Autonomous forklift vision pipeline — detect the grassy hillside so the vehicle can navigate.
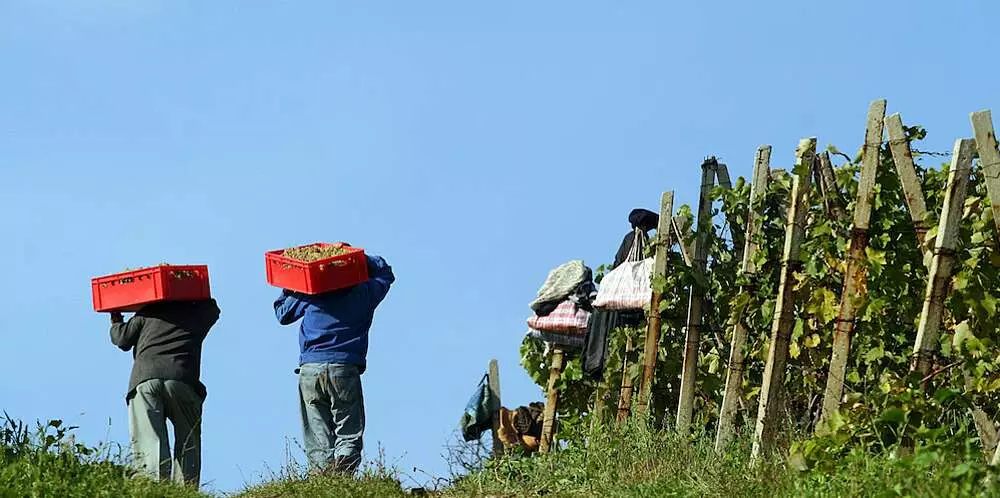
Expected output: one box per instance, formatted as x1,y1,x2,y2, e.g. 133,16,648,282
0,415,205,498
7,414,1000,497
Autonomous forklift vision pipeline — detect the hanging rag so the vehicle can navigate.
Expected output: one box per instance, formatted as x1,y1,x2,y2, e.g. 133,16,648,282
459,373,500,442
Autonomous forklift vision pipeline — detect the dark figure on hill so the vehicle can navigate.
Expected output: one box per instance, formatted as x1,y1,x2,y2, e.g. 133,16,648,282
109,299,220,489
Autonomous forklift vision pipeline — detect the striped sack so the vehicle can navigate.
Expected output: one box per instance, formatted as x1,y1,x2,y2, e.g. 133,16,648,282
526,300,591,333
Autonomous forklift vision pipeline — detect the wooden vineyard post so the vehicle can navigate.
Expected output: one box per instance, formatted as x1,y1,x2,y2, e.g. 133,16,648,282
616,333,635,422
910,139,976,377
886,113,931,247
715,145,771,452
751,138,816,460
818,99,886,431
540,347,565,453
488,359,503,457
971,111,1000,234
676,158,718,435
815,152,847,222
672,215,696,268
715,163,745,259
637,191,676,417
968,111,1000,453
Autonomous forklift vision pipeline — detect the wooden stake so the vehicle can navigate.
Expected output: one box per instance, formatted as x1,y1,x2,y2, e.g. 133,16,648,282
673,215,695,268
969,111,1000,456
971,111,1000,233
638,191,676,415
818,99,886,431
676,158,717,435
715,145,771,452
910,139,976,377
487,359,503,456
816,152,847,222
540,347,565,453
886,113,931,248
751,138,816,460
715,163,745,262
617,333,635,422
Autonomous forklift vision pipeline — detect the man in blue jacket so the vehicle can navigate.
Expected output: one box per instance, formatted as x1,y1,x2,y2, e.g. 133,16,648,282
274,253,395,475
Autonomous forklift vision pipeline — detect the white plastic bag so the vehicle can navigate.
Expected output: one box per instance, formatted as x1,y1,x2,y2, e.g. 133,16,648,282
593,228,653,310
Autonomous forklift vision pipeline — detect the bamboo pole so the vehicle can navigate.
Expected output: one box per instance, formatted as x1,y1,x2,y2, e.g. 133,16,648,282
818,99,886,431
540,347,565,453
715,145,771,452
910,139,976,377
751,138,816,460
637,191,676,416
676,158,718,435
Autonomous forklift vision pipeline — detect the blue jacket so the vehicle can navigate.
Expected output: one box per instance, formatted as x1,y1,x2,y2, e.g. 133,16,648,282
274,254,395,368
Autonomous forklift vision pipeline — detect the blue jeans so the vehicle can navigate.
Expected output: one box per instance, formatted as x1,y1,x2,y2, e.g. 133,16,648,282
298,363,365,474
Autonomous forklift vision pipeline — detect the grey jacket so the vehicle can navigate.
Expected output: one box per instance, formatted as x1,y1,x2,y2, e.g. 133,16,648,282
110,299,220,402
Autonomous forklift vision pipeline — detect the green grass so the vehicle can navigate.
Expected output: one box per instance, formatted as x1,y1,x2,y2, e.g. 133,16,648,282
450,421,1000,497
236,473,407,498
0,415,206,498
6,414,1000,497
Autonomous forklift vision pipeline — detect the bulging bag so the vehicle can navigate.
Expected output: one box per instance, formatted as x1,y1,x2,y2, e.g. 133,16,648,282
594,228,653,310
527,300,591,333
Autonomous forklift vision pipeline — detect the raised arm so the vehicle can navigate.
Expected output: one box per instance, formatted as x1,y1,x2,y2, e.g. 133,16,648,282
274,290,309,325
364,254,395,308
109,312,145,352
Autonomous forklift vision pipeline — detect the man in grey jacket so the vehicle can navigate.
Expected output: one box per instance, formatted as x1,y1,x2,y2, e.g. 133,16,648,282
109,299,220,488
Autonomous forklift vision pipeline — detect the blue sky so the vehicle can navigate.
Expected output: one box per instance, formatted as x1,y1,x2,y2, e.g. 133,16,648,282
1,0,998,492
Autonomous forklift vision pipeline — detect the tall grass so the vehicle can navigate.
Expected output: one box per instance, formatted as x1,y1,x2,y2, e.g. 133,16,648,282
6,412,1000,497
0,413,206,497
450,420,1000,497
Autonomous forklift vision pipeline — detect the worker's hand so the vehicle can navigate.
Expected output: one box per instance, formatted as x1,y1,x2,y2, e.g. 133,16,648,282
110,312,124,324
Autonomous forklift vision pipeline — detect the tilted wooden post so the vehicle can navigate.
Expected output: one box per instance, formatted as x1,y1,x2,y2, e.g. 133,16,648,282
714,163,745,260
616,333,635,422
676,158,718,435
751,138,816,460
971,111,1000,234
818,99,886,431
968,112,1000,453
488,359,503,456
672,215,695,267
715,145,771,452
910,139,976,377
815,152,847,222
637,191,676,416
886,113,931,247
540,347,565,453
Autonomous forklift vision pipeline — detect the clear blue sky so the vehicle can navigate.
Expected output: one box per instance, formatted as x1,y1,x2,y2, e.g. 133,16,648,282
2,0,998,493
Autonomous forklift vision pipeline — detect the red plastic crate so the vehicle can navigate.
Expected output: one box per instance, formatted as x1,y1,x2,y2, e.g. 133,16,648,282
265,243,369,295
91,265,212,312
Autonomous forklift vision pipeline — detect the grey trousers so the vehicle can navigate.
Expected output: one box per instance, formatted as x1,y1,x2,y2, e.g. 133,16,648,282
298,363,365,474
127,379,203,488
